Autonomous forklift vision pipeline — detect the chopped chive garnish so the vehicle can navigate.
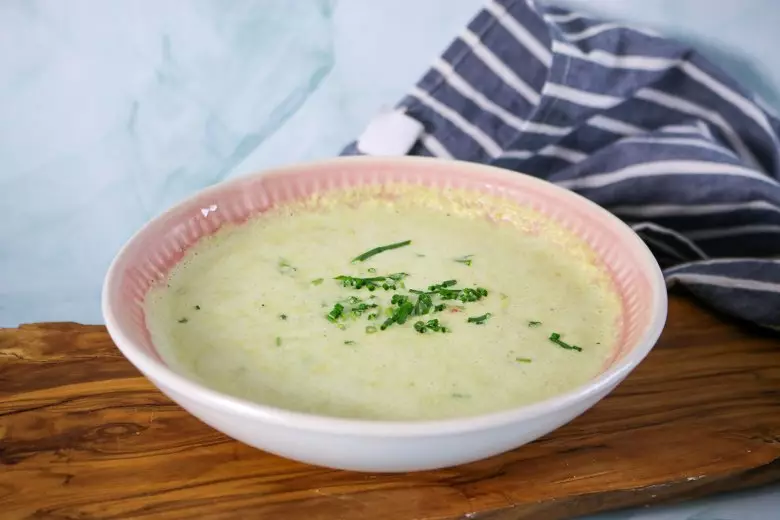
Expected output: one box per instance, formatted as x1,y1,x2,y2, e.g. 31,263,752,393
311,278,324,286
391,294,409,305
336,275,384,284
457,287,488,303
549,332,582,352
528,321,542,327
436,289,459,300
334,275,383,290
334,273,407,291
326,303,344,323
515,357,532,363
397,302,414,324
275,337,282,346
380,299,414,330
325,257,492,334
352,240,412,263
413,318,449,333
350,302,378,317
412,293,434,316
454,255,473,266
344,340,356,345
177,317,188,324
467,313,492,325
423,281,488,303
428,280,457,291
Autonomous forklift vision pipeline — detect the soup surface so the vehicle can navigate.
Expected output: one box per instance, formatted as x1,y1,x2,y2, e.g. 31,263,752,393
145,184,622,420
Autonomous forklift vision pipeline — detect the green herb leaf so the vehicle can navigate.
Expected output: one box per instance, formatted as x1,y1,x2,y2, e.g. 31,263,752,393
459,287,488,303
454,255,473,266
391,294,409,305
528,321,542,327
549,332,583,352
311,278,324,286
177,317,188,324
396,301,414,324
437,288,461,300
380,300,414,330
335,273,407,291
515,357,532,363
412,292,433,316
350,302,378,317
367,267,377,274
334,275,385,290
365,325,378,334
344,340,356,345
434,303,446,312
352,240,412,263
423,281,488,303
428,280,457,292
326,303,344,323
413,318,449,333
275,337,282,347
467,312,492,325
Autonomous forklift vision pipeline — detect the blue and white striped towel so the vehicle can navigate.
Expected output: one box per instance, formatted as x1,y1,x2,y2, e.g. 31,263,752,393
343,0,780,331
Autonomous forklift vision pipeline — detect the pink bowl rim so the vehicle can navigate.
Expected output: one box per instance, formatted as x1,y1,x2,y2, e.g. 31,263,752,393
102,156,668,438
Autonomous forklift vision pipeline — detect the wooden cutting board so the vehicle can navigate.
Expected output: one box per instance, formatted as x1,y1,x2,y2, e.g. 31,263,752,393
1,294,779,520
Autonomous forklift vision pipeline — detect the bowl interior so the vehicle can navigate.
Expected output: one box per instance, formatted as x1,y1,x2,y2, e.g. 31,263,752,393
104,157,665,412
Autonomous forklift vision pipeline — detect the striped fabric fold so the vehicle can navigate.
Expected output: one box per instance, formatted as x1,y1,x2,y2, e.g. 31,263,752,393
342,0,780,331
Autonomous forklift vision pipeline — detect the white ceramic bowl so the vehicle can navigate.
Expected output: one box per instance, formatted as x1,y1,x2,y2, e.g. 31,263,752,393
102,156,667,472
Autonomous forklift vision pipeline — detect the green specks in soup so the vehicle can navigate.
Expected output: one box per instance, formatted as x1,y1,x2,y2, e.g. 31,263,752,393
144,184,622,421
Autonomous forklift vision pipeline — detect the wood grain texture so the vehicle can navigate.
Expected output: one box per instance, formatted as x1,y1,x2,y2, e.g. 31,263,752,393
1,295,779,520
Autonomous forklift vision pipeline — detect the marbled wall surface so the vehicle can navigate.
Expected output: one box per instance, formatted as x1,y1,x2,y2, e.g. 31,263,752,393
1,1,778,518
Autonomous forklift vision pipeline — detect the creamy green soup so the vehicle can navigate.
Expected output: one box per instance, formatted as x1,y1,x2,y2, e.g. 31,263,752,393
145,185,622,420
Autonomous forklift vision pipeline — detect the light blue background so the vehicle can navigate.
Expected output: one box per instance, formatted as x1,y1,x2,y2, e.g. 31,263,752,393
1,1,778,518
